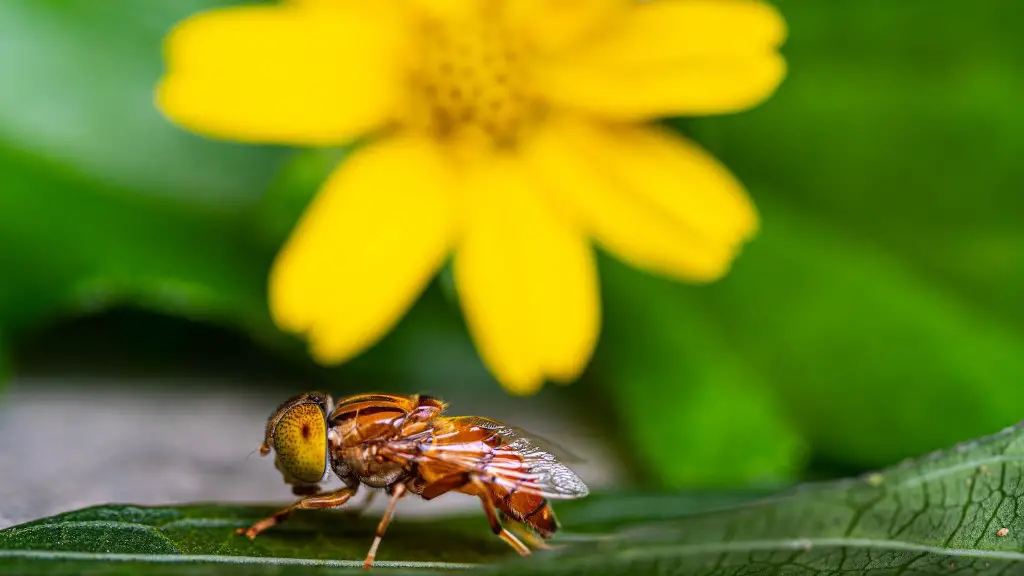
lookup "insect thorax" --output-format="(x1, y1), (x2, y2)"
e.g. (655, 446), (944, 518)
(329, 453), (360, 489)
(329, 442), (409, 489)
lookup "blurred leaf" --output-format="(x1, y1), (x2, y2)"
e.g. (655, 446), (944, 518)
(727, 0), (1024, 327)
(657, 0), (1024, 468)
(694, 202), (1024, 469)
(597, 258), (806, 488)
(0, 0), (295, 349)
(8, 423), (1024, 574)
(0, 331), (8, 387)
(0, 148), (278, 343)
(0, 0), (286, 205)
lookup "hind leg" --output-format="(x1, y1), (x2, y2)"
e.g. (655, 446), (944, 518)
(498, 510), (555, 550)
(470, 476), (531, 556)
(506, 520), (555, 550)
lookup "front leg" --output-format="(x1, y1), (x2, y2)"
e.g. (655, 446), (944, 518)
(237, 486), (357, 540)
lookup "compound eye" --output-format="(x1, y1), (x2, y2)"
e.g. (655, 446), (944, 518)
(272, 402), (328, 483)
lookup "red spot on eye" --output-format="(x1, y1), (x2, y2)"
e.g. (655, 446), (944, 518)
(301, 423), (311, 439)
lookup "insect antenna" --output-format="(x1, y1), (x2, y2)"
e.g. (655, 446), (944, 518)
(243, 445), (262, 463)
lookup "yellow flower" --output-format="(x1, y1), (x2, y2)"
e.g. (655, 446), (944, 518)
(156, 0), (786, 394)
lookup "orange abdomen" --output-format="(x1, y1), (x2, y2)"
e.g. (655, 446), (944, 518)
(492, 485), (559, 538)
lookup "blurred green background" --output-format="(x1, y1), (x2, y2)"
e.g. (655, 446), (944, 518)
(1, 0), (1022, 494)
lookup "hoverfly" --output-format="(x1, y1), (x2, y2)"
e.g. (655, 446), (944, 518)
(237, 391), (589, 569)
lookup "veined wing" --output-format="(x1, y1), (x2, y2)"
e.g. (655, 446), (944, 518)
(457, 416), (587, 464)
(385, 416), (590, 500)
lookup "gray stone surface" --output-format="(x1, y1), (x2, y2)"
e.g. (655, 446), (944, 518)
(0, 377), (619, 529)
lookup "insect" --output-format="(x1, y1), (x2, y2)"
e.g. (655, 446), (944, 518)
(237, 391), (589, 569)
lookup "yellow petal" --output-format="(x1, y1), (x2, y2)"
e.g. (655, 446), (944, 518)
(454, 156), (599, 394)
(270, 135), (457, 364)
(532, 0), (787, 119)
(503, 0), (628, 55)
(157, 3), (407, 145)
(524, 116), (758, 282)
(406, 0), (483, 20)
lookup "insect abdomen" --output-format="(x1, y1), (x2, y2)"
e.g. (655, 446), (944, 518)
(497, 488), (559, 538)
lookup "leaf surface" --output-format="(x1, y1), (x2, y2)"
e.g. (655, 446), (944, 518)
(7, 424), (1024, 574)
(499, 421), (1024, 574)
(598, 257), (806, 488)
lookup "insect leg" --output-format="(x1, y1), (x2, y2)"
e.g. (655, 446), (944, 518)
(363, 482), (407, 569)
(237, 486), (357, 540)
(497, 510), (550, 548)
(470, 476), (531, 557)
(417, 472), (470, 500)
(507, 522), (556, 550)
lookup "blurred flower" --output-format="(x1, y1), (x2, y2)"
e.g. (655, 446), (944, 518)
(156, 0), (786, 394)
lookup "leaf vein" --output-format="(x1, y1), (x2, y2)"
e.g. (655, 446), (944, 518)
(0, 550), (477, 569)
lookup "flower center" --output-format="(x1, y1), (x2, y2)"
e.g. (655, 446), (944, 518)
(410, 15), (533, 148)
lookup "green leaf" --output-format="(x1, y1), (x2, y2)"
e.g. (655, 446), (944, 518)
(700, 201), (1024, 469)
(0, 493), (763, 576)
(8, 423), (1024, 574)
(597, 257), (806, 488)
(687, 0), (1024, 327)
(0, 330), (9, 388)
(254, 147), (351, 250)
(513, 421), (1024, 575)
(0, 504), (501, 575)
(0, 150), (276, 339)
(0, 0), (293, 354)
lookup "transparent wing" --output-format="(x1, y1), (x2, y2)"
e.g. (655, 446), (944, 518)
(458, 416), (588, 464)
(457, 416), (590, 498)
(385, 416), (590, 500)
